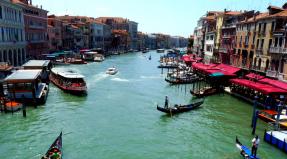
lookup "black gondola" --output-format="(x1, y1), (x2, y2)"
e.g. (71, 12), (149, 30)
(42, 132), (62, 159)
(235, 137), (260, 159)
(157, 98), (204, 114)
(157, 65), (178, 69)
(165, 76), (199, 84)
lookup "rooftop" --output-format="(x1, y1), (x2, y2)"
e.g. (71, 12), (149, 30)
(5, 70), (42, 83)
(22, 60), (51, 67)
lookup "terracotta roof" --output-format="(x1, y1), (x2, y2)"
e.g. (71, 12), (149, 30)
(225, 11), (242, 16)
(11, 0), (48, 12)
(112, 29), (128, 35)
(96, 17), (129, 23)
(268, 5), (284, 11)
(269, 10), (287, 18)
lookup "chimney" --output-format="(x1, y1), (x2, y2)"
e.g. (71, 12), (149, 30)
(224, 8), (227, 13)
(30, 0), (32, 5)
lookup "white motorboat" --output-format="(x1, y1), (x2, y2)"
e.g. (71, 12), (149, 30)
(106, 67), (118, 75)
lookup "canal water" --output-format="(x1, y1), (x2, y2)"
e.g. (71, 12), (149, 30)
(0, 51), (286, 159)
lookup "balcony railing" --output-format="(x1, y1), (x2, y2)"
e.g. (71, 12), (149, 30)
(269, 47), (287, 54)
(219, 47), (227, 53)
(251, 44), (255, 49)
(244, 43), (249, 48)
(256, 48), (263, 56)
(266, 70), (279, 78)
(222, 24), (236, 29)
(278, 73), (287, 82)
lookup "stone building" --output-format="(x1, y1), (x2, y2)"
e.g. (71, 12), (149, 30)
(0, 0), (26, 66)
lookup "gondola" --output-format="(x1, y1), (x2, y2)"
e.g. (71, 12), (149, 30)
(165, 76), (199, 84)
(190, 87), (218, 98)
(236, 137), (260, 159)
(42, 132), (62, 159)
(157, 98), (204, 114)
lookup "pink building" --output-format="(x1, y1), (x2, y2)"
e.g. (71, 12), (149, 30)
(48, 15), (63, 52)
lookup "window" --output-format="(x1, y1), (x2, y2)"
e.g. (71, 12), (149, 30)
(258, 23), (261, 32)
(263, 23), (267, 33)
(271, 21), (275, 31)
(268, 39), (272, 49)
(0, 6), (2, 19)
(261, 39), (264, 48)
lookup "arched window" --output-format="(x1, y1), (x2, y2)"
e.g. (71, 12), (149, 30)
(265, 59), (270, 71)
(258, 58), (262, 70)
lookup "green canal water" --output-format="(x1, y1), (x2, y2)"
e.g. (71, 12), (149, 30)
(0, 51), (286, 159)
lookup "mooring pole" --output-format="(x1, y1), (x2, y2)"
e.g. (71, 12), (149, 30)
(252, 110), (259, 135)
(251, 95), (258, 128)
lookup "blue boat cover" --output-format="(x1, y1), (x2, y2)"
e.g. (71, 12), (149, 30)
(241, 145), (260, 159)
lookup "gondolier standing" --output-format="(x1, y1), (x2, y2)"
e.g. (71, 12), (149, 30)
(251, 135), (260, 157)
(164, 96), (169, 108)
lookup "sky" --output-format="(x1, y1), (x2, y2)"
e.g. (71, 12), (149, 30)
(33, 0), (286, 38)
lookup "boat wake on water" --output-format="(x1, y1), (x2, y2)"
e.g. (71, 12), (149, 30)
(92, 72), (109, 82)
(111, 77), (130, 82)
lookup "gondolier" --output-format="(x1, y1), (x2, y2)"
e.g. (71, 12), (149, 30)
(164, 96), (169, 108)
(251, 135), (260, 157)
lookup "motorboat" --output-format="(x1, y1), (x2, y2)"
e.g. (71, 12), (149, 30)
(106, 67), (118, 75)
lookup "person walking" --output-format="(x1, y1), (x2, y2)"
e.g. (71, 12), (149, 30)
(251, 135), (260, 157)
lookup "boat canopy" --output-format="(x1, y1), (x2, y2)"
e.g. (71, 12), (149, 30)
(52, 68), (85, 79)
(230, 79), (287, 95)
(259, 78), (287, 91)
(245, 73), (265, 80)
(192, 63), (240, 77)
(5, 70), (42, 83)
(23, 60), (51, 68)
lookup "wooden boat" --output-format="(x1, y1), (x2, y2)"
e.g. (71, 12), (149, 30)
(42, 132), (62, 159)
(258, 110), (287, 129)
(157, 98), (204, 114)
(4, 101), (22, 112)
(68, 59), (87, 65)
(190, 87), (218, 98)
(142, 50), (149, 53)
(50, 69), (87, 96)
(235, 137), (260, 159)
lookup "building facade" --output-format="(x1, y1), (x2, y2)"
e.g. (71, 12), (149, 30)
(0, 0), (26, 66)
(12, 0), (48, 59)
(48, 15), (63, 52)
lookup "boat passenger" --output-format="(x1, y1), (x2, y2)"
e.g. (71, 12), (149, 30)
(251, 135), (260, 157)
(164, 96), (169, 108)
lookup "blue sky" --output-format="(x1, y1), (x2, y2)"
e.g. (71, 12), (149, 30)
(33, 0), (286, 37)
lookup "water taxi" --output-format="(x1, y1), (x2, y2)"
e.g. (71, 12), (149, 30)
(50, 68), (87, 96)
(106, 67), (118, 75)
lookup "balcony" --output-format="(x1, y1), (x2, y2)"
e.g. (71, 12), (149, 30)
(256, 48), (263, 56)
(278, 73), (287, 82)
(222, 24), (236, 29)
(269, 47), (287, 54)
(258, 31), (266, 37)
(219, 47), (227, 53)
(244, 43), (249, 48)
(266, 70), (279, 78)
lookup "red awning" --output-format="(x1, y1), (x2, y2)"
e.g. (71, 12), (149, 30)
(214, 64), (241, 74)
(182, 56), (196, 62)
(230, 79), (287, 95)
(245, 73), (265, 80)
(192, 63), (239, 77)
(259, 78), (287, 91)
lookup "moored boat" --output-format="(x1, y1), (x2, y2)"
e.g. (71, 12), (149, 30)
(4, 101), (22, 112)
(157, 98), (204, 114)
(106, 67), (118, 75)
(42, 132), (62, 159)
(235, 137), (260, 159)
(190, 87), (218, 98)
(50, 68), (87, 96)
(94, 55), (105, 62)
(264, 130), (287, 153)
(258, 110), (287, 129)
(157, 49), (165, 53)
